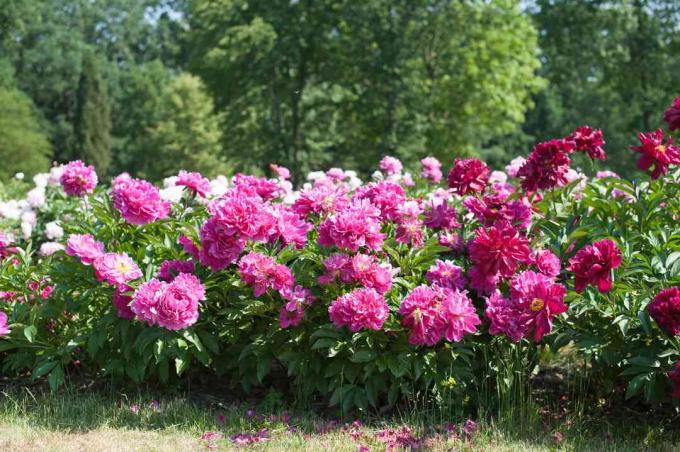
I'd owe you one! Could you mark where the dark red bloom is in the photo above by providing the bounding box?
[631,129,680,180]
[669,362,680,399]
[468,220,532,280]
[663,96,680,131]
[447,158,489,195]
[518,139,574,191]
[567,239,622,293]
[647,286,680,336]
[568,126,606,160]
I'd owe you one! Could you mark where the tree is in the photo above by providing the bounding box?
[142,73,229,180]
[187,0,543,179]
[73,51,112,174]
[0,84,51,179]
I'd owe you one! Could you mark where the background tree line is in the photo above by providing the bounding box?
[0,0,679,182]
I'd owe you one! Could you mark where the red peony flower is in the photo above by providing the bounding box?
[567,239,622,293]
[518,139,574,191]
[669,362,680,399]
[663,96,680,131]
[630,129,680,180]
[568,126,606,160]
[447,158,489,195]
[647,287,680,336]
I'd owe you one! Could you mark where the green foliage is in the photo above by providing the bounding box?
[73,51,112,174]
[0,86,51,179]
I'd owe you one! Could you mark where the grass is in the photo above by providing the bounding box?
[0,385,678,451]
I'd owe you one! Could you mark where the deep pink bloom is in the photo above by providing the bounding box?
[423,202,460,230]
[426,260,466,290]
[349,253,393,294]
[664,96,680,131]
[238,252,294,297]
[379,156,403,175]
[568,126,606,160]
[395,218,425,247]
[131,279,166,326]
[534,249,561,278]
[269,205,313,249]
[399,285,444,346]
[0,231,15,260]
[631,129,680,180]
[647,287,680,336]
[318,254,353,285]
[518,139,574,191]
[208,192,276,241]
[155,273,205,330]
[317,200,384,251]
[279,300,305,328]
[232,174,281,201]
[60,160,98,196]
[0,312,10,336]
[485,292,527,342]
[93,253,143,287]
[66,234,105,265]
[40,285,54,300]
[158,260,195,282]
[463,194,506,226]
[198,218,245,271]
[353,181,406,221]
[669,362,680,399]
[447,158,489,195]
[112,177,171,225]
[420,157,442,183]
[292,184,349,218]
[176,170,211,197]
[468,220,532,282]
[179,235,200,260]
[113,287,135,320]
[328,288,389,332]
[439,289,480,342]
[508,270,567,341]
[568,239,622,293]
[501,199,533,230]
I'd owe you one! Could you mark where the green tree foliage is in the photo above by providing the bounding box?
[187,0,543,177]
[526,0,680,176]
[142,73,229,180]
[0,83,51,179]
[73,51,112,174]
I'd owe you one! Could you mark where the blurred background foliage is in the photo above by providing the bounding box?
[0,0,679,182]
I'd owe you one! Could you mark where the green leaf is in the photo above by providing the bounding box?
[349,350,377,363]
[23,325,37,343]
[33,360,57,378]
[48,366,64,392]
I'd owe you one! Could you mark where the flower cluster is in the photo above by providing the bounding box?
[319,253,393,294]
[238,252,294,297]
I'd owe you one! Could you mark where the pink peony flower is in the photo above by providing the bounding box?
[112,177,171,225]
[468,221,532,291]
[131,278,166,326]
[269,205,313,249]
[353,181,406,221]
[292,184,349,218]
[399,285,445,346]
[198,218,246,271]
[158,259,195,282]
[485,291,531,342]
[317,200,384,252]
[567,239,622,293]
[630,129,680,180]
[328,288,389,332]
[176,170,211,197]
[318,254,353,285]
[379,156,403,175]
[155,273,205,330]
[0,231,15,260]
[518,139,574,192]
[349,253,393,294]
[420,157,443,183]
[93,253,143,287]
[568,126,606,160]
[395,218,425,247]
[423,202,460,230]
[238,252,294,297]
[0,312,10,336]
[232,174,281,201]
[113,287,135,320]
[447,158,490,195]
[208,192,276,241]
[647,287,680,336]
[508,270,567,341]
[505,156,526,178]
[664,96,680,131]
[60,160,98,196]
[439,289,480,342]
[534,249,561,278]
[39,242,65,257]
[426,260,466,290]
[179,235,200,260]
[270,163,291,180]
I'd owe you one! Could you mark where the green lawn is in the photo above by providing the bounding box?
[0,386,677,451]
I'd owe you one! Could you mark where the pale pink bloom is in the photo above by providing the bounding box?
[270,163,291,180]
[0,312,10,335]
[379,156,403,175]
[420,157,442,183]
[93,253,143,287]
[505,156,526,178]
[39,242,64,256]
[176,170,211,197]
[350,253,393,294]
[65,234,105,265]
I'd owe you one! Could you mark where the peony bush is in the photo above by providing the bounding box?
[0,99,679,413]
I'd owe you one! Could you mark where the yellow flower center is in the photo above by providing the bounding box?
[530,298,545,312]
[657,144,667,154]
[115,259,132,274]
